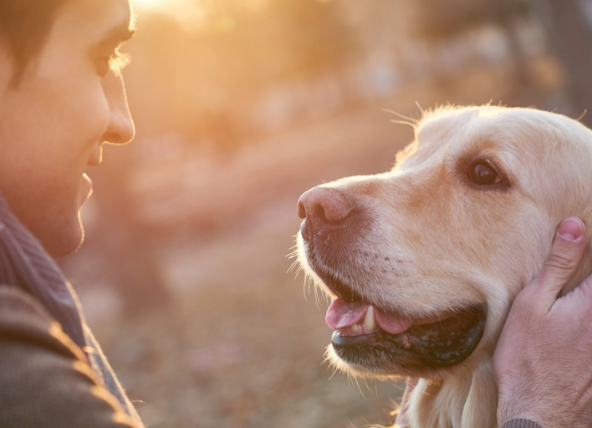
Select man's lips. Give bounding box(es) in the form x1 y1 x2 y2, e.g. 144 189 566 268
80 143 102 204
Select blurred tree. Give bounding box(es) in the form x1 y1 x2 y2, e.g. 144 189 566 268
413 0 533 87
265 0 359 81
542 0 592 126
413 0 528 40
195 0 359 80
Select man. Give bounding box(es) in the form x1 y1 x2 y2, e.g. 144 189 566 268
0 0 143 426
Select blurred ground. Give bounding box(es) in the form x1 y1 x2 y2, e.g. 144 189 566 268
58 58 564 428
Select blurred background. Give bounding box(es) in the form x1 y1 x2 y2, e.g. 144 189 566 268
58 0 592 426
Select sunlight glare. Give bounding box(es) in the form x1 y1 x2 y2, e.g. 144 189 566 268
131 0 205 30
132 0 167 10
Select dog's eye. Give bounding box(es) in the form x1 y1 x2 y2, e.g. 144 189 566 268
467 161 502 186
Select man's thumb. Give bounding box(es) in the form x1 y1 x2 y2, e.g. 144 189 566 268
535 217 586 309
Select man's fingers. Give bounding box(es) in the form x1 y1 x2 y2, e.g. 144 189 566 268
532 217 586 312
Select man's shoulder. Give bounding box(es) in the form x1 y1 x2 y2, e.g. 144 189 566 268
0 285 59 330
0 285 140 427
0 284 85 360
0 284 51 313
0 284 54 327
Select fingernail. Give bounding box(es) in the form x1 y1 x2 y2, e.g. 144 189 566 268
557 217 584 242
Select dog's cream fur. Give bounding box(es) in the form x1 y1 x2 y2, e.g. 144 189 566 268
297 105 592 428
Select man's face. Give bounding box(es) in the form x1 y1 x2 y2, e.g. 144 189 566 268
0 0 135 257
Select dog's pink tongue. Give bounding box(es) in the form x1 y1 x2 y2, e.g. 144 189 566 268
325 299 368 329
325 299 413 335
375 310 413 335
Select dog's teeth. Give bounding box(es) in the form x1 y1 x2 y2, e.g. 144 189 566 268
364 306 376 331
352 324 362 333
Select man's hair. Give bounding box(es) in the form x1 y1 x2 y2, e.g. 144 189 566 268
0 0 71 83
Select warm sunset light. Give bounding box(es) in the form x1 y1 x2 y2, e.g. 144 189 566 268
131 0 175 10
132 0 159 7
131 0 201 15
131 0 205 29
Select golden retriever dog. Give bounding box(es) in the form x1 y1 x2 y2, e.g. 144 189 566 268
295 105 592 428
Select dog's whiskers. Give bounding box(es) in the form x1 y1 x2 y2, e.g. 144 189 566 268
353 376 368 399
383 109 419 129
287 258 301 275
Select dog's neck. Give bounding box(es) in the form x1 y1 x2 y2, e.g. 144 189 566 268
404 358 497 428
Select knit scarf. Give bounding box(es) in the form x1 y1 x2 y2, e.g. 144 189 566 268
0 194 143 425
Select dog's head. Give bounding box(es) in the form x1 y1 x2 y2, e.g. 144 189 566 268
296 105 592 380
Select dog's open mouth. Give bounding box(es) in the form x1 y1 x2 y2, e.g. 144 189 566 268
327 299 486 371
308 256 487 371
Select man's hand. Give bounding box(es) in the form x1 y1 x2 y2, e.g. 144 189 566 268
493 217 592 428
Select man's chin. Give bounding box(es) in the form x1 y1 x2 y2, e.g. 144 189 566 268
41 215 85 259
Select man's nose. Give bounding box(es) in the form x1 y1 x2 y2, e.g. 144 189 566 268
102 73 135 145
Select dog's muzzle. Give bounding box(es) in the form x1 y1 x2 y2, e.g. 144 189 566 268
297 186 487 373
297 186 370 302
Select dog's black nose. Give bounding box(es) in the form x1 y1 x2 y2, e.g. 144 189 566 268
297 187 354 226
